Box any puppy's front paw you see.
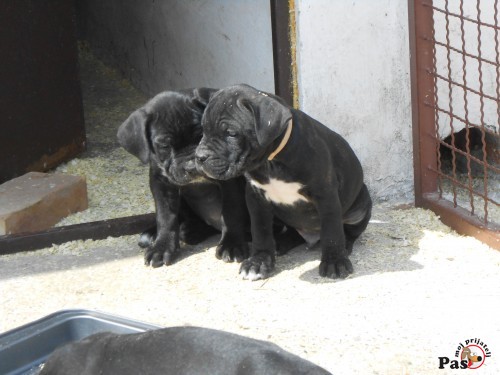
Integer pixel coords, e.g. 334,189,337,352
239,252,275,281
144,247,179,268
319,257,353,279
216,241,249,263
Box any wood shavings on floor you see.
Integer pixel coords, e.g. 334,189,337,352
54,43,154,226
2,48,499,375
1,204,499,375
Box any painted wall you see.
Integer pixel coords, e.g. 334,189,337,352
295,0,414,201
80,0,417,201
80,0,275,95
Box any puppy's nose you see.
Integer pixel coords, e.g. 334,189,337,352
195,150,209,164
185,160,196,172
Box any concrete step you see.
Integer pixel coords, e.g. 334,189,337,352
0,172,88,235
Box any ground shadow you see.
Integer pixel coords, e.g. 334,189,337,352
0,234,220,281
295,239,424,284
235,207,428,284
295,209,427,283
0,207,430,283
172,206,427,283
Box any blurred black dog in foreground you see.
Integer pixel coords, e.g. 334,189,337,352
40,327,332,375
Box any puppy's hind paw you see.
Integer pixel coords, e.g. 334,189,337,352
216,242,249,263
319,257,353,279
239,252,275,281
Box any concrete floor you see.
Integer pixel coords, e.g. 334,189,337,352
1,204,499,374
1,48,499,375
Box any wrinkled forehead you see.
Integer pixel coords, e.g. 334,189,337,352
204,88,254,127
148,96,204,131
147,93,191,116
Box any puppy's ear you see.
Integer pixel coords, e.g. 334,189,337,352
117,109,151,164
240,96,292,147
192,87,217,109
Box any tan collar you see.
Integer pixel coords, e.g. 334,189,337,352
267,119,293,161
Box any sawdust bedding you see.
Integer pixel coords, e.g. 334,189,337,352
55,45,153,226
439,175,499,224
2,203,499,374
1,48,499,375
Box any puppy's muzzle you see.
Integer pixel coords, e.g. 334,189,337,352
195,147,229,180
195,147,214,177
195,149,210,165
184,160,197,174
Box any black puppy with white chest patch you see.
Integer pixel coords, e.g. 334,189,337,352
196,84,372,280
117,88,249,267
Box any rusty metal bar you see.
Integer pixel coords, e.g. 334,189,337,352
431,10,443,198
458,0,476,216
432,104,497,137
428,71,498,103
421,194,500,249
429,167,499,205
475,0,490,223
423,2,500,30
444,0,458,206
437,141,500,174
409,0,439,205
425,37,497,67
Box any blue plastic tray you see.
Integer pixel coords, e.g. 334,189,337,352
0,309,161,375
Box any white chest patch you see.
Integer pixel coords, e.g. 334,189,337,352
250,178,308,206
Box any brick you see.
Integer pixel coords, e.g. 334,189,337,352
0,172,88,235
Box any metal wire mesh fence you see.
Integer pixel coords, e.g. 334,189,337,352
409,0,499,248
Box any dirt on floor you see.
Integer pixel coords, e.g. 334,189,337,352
1,47,499,375
1,205,499,374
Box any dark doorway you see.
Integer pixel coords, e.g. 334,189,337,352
0,1,86,184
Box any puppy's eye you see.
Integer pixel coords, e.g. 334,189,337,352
225,129,237,138
153,138,171,152
156,144,170,151
155,142,170,150
153,135,170,146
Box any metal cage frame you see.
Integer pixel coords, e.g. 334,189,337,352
409,0,499,249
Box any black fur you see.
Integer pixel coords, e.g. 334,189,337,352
117,88,250,267
40,327,332,375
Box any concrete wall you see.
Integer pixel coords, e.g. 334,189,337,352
80,0,417,201
80,0,275,95
295,0,414,201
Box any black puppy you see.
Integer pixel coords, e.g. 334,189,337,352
196,84,372,280
117,88,250,267
39,327,332,375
